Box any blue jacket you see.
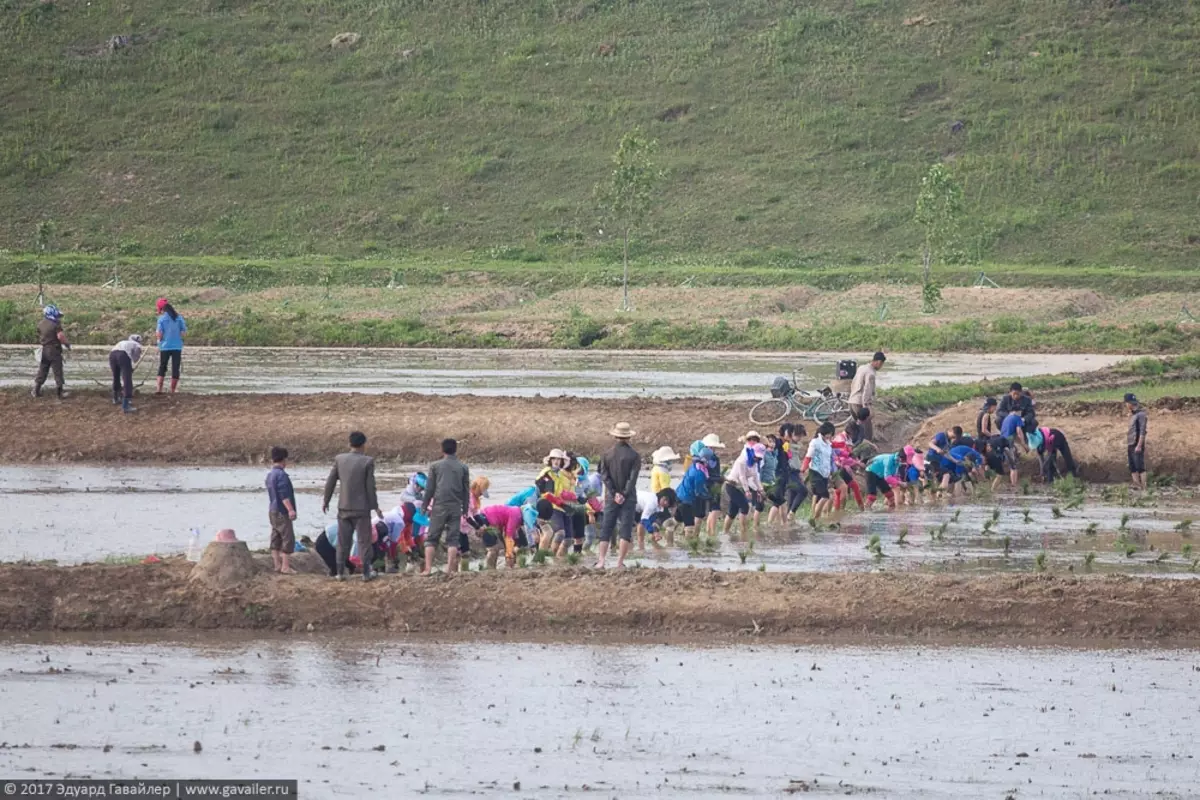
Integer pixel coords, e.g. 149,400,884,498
676,463,710,504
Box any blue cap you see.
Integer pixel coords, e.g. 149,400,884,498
414,472,428,489
933,432,949,448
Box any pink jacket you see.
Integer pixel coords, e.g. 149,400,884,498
482,505,522,539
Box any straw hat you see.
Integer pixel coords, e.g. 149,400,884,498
609,422,636,439
651,446,680,464
543,447,567,465
701,433,726,449
743,430,762,442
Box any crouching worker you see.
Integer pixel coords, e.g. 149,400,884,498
316,520,381,575
864,449,907,510
468,503,523,568
1035,426,1078,484
109,333,143,414
636,488,679,550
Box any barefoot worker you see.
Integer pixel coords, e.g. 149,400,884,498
32,304,70,399
421,438,470,576
322,431,382,581
108,333,143,414
595,422,640,569
265,445,298,574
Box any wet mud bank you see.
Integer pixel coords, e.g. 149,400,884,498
4,560,1200,645
0,389,912,464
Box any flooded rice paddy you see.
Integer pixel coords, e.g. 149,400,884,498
3,465,1198,577
0,638,1197,798
0,346,1127,399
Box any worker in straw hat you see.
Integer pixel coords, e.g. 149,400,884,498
699,433,726,537
595,422,640,569
535,448,575,554
648,445,681,545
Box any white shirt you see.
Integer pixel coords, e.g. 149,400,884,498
635,490,657,518
111,339,144,363
805,437,835,478
725,450,763,492
848,363,877,407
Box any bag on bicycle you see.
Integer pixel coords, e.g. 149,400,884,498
837,360,857,380
770,376,793,398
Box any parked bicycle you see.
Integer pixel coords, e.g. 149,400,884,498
748,371,853,427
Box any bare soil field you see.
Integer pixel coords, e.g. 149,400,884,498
3,559,1200,644
0,389,914,464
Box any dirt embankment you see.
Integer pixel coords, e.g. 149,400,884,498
0,390,907,465
913,398,1200,483
3,560,1200,645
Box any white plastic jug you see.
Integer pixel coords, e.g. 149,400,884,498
186,528,202,562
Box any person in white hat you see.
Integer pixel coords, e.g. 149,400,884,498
723,432,764,542
650,446,680,493
648,445,681,545
699,433,726,537
535,448,574,553
595,422,640,569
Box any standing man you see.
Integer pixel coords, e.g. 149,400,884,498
322,431,382,581
32,304,69,399
422,438,470,576
266,446,298,574
848,352,885,441
596,422,640,569
1125,393,1148,491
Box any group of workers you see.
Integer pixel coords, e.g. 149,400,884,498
30,299,187,412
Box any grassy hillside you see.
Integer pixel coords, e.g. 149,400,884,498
1,0,1198,268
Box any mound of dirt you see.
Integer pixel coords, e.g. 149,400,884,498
773,286,821,313
190,541,257,589
4,562,1200,644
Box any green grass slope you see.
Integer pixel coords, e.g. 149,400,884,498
1,0,1197,267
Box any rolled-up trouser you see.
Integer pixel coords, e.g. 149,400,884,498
598,496,637,545
336,513,373,575
425,505,463,549
109,349,134,400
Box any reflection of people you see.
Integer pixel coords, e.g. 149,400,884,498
322,431,381,581
265,446,297,574
32,304,69,399
109,334,143,414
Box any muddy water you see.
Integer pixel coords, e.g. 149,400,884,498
4,465,1198,577
0,465,537,563
0,639,1197,798
0,346,1128,399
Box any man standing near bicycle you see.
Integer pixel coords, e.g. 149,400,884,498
848,351,886,442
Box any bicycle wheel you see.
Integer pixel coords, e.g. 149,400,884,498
814,397,853,427
749,398,791,426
